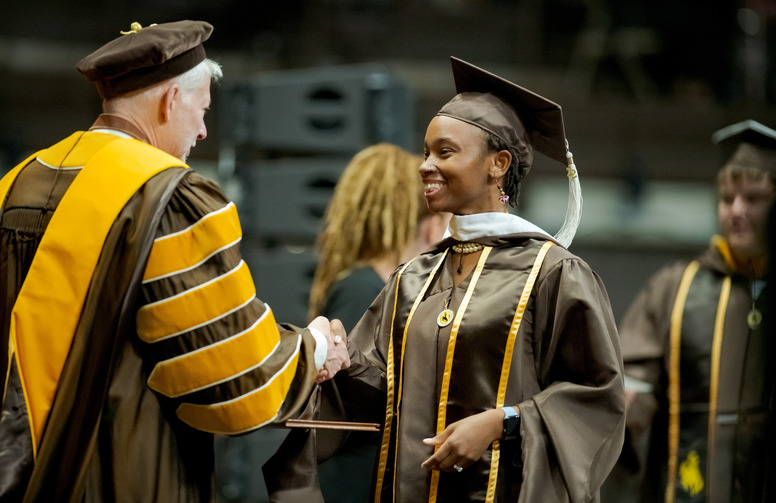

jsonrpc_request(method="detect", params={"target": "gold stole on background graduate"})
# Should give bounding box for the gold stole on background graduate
[666,261,731,503]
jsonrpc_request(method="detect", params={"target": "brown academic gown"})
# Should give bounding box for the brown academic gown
[620,237,774,503]
[332,234,624,503]
[0,123,319,502]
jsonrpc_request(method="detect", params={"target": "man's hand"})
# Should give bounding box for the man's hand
[315,318,350,383]
[420,408,506,473]
[308,316,331,338]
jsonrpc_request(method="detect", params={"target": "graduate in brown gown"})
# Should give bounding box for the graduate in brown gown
[619,120,776,503]
[268,57,625,503]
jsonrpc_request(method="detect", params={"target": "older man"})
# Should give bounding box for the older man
[620,120,776,502]
[0,20,348,502]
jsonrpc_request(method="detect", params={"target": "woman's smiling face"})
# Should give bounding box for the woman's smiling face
[420,115,506,215]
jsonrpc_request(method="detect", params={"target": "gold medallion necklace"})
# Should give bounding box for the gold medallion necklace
[437,297,453,328]
[439,243,484,325]
[747,279,764,329]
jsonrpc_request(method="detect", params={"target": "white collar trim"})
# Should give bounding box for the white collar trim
[90,128,134,140]
[443,212,552,241]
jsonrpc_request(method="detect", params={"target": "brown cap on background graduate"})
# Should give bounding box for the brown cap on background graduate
[436,56,581,247]
[76,20,213,99]
[711,120,776,174]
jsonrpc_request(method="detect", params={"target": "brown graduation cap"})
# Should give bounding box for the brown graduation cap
[711,120,776,173]
[76,20,213,99]
[436,56,582,248]
[436,56,569,173]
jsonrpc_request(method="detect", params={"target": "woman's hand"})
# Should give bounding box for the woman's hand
[420,408,507,472]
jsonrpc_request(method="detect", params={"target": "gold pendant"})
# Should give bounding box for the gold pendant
[747,308,762,329]
[437,309,454,327]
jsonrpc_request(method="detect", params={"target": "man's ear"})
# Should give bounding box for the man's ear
[160,84,180,123]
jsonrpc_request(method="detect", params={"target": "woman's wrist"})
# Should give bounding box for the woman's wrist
[500,405,521,441]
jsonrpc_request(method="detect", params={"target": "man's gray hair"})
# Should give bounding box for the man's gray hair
[102,58,222,113]
[174,58,223,91]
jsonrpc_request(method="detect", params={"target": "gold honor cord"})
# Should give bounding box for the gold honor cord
[373,252,447,503]
[428,247,492,503]
[706,276,730,498]
[665,260,700,503]
[485,241,554,502]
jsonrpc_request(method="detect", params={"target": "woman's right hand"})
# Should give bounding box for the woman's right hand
[420,408,506,472]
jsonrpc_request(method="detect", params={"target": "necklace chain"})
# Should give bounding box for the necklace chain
[452,242,484,274]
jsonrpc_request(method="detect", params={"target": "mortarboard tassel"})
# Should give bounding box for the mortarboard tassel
[553,141,582,248]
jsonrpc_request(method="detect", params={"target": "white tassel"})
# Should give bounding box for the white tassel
[553,142,583,248]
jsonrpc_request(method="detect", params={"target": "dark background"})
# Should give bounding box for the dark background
[1,2,774,500]
[2,2,774,324]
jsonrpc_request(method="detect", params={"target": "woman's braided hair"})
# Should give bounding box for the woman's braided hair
[485,131,524,207]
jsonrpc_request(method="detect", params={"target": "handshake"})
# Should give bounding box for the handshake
[308,316,351,384]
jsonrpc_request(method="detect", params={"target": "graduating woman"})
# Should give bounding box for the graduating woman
[268,57,625,503]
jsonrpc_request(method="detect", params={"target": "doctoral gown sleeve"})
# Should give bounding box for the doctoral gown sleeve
[137,171,319,434]
[518,249,625,502]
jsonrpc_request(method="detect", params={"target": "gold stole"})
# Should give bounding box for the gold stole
[0,132,184,456]
[371,241,555,503]
[665,261,730,502]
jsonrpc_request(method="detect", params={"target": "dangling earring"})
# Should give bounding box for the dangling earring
[497,184,509,204]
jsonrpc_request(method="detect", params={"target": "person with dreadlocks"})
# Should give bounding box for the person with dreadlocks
[309,143,450,331]
[308,143,449,503]
[264,57,623,503]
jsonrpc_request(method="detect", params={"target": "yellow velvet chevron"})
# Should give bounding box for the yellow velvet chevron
[2,132,185,456]
[176,336,302,434]
[137,260,255,343]
[143,202,242,282]
[147,307,281,398]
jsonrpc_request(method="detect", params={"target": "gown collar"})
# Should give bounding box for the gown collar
[444,212,552,241]
[89,114,149,143]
